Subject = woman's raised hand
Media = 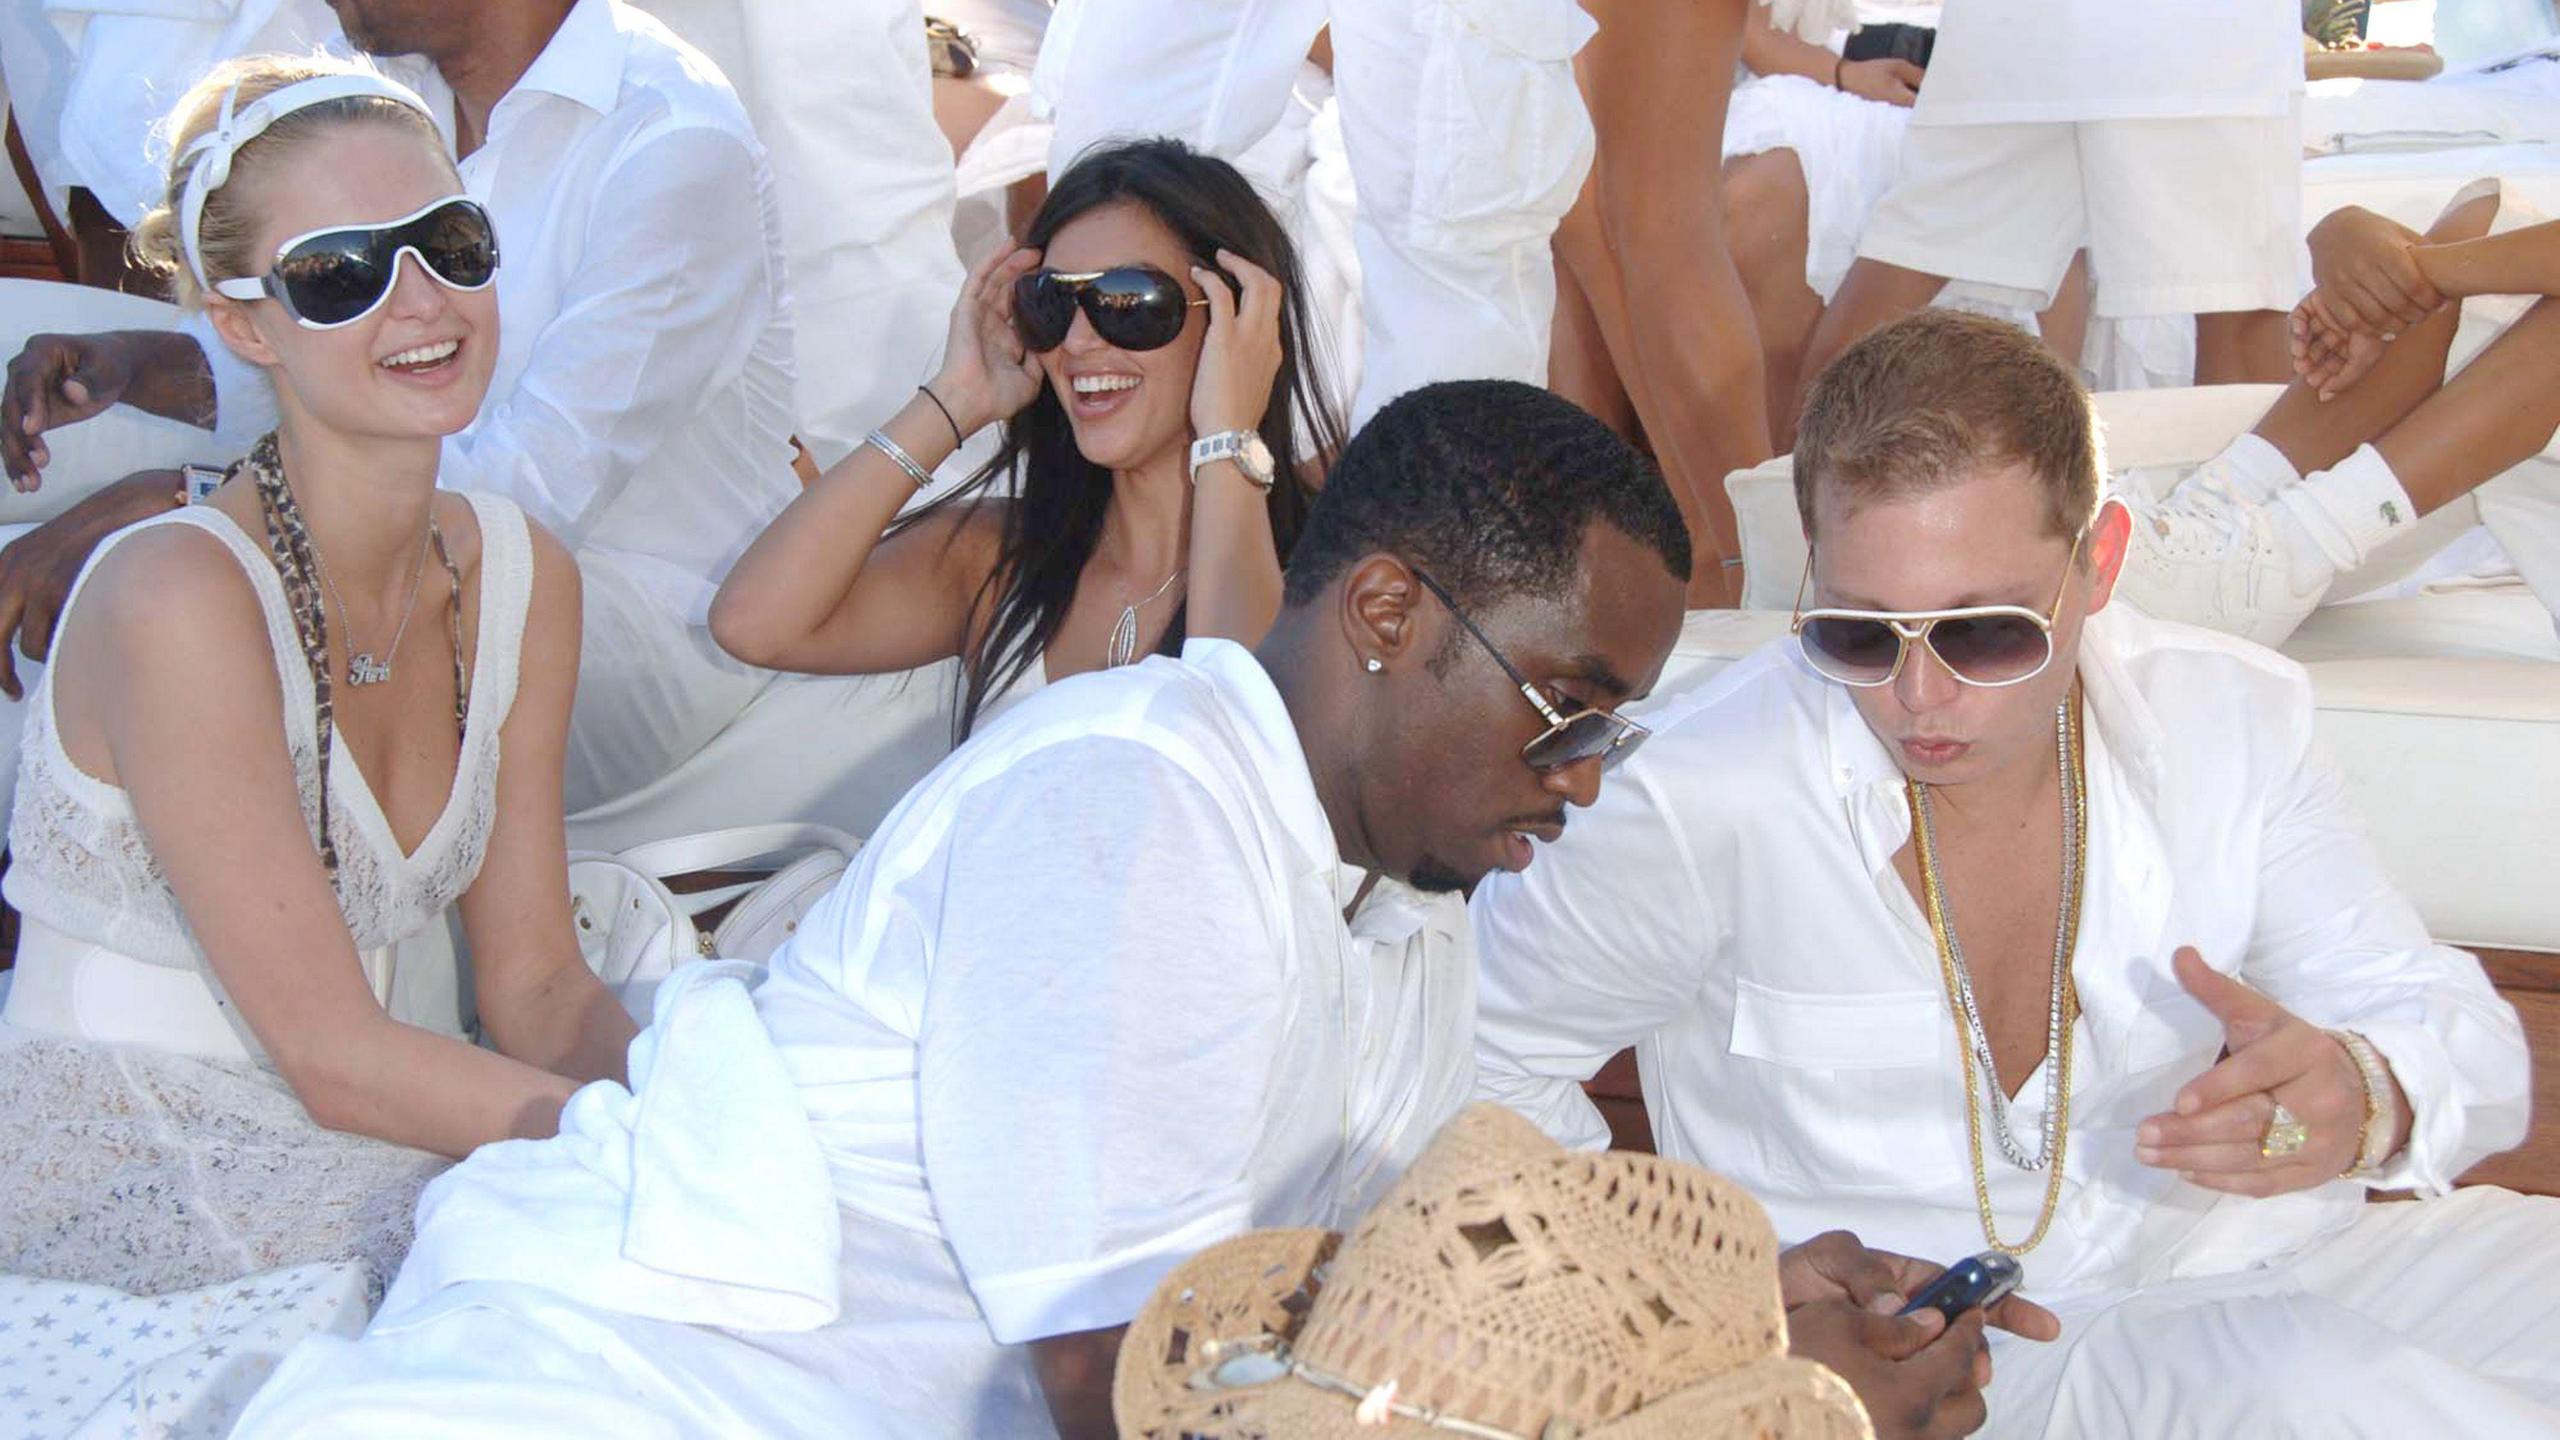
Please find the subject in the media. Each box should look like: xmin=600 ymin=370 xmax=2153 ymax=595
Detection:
xmin=1188 ymin=249 xmax=1285 ymax=440
xmin=930 ymin=242 xmax=1047 ymax=438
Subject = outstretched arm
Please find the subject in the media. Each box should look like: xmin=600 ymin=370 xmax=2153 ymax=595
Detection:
xmin=708 ymin=243 xmax=1042 ymax=676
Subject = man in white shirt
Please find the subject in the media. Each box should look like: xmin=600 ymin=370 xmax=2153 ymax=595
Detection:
xmin=1474 ymin=312 xmax=2552 ymax=1436
xmin=0 ymin=0 xmax=800 ymax=811
xmin=229 ymin=381 xmax=1702 ymax=1437
xmin=1031 ymin=0 xmax=1595 ymax=426
xmin=1792 ymin=0 xmax=2305 ymax=405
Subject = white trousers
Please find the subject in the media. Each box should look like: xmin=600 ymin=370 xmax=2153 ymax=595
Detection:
xmin=1033 ymin=0 xmax=1595 ymax=425
xmin=630 ymin=0 xmax=965 ymax=469
xmin=1986 ymin=1187 xmax=2560 ymax=1437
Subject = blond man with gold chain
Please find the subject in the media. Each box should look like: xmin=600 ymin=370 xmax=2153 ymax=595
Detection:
xmin=1471 ymin=311 xmax=2548 ymax=1437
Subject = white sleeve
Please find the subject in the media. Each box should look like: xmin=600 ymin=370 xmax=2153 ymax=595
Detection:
xmin=1469 ymin=766 xmax=1716 ymax=1152
xmin=181 ymin=309 xmax=282 ymax=454
xmin=2242 ymin=707 xmax=2530 ymax=1193
xmin=917 ymin=738 xmax=1286 ymax=1344
xmin=435 ymin=125 xmax=785 ymax=541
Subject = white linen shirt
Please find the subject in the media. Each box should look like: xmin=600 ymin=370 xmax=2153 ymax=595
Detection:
xmin=750 ymin=638 xmax=1474 ymax=1424
xmin=196 ymin=0 xmax=799 ymax=624
xmin=1471 ymin=606 xmax=2529 ymax=1303
xmin=1913 ymin=0 xmax=2303 ymax=127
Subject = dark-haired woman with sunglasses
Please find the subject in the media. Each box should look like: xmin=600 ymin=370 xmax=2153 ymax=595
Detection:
xmin=713 ymin=138 xmax=1344 ymax=740
xmin=0 ymin=57 xmax=635 ymax=1416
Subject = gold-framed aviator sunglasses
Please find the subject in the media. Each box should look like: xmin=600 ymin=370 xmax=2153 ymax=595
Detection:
xmin=1409 ymin=567 xmax=1651 ymax=771
xmin=1790 ymin=531 xmax=2084 ymax=689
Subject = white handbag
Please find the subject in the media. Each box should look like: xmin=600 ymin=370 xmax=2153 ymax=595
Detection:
xmin=568 ymin=822 xmax=861 ymax=1018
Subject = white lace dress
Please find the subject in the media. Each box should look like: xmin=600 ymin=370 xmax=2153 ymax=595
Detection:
xmin=0 ymin=493 xmax=530 ymax=1435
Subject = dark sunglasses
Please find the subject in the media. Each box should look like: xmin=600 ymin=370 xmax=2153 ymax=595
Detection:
xmin=1011 ymin=265 xmax=1208 ymax=353
xmin=213 ymin=195 xmax=499 ymax=330
xmin=1789 ymin=531 xmax=2083 ymax=688
xmin=1409 ymin=567 xmax=1649 ymax=772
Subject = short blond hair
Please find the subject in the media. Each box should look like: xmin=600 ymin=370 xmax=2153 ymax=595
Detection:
xmin=128 ymin=53 xmax=448 ymax=307
xmin=1792 ymin=310 xmax=2104 ymax=543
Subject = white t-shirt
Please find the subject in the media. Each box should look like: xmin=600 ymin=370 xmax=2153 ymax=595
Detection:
xmin=1913 ymin=0 xmax=2305 ymax=126
xmin=753 ymin=638 xmax=1475 ymax=1430
xmin=1471 ymin=607 xmax=2528 ymax=1303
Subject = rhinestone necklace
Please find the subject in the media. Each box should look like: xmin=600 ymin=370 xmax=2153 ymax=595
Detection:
xmin=1907 ymin=692 xmax=2087 ymax=1253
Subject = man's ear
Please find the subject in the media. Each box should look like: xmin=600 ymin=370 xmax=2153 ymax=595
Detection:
xmin=202 ymin=295 xmax=281 ymax=372
xmin=2084 ymin=498 xmax=2135 ymax=615
xmin=1340 ymin=553 xmax=1428 ymax=674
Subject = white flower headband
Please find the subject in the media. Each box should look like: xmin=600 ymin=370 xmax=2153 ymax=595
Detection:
xmin=177 ymin=70 xmax=436 ymax=293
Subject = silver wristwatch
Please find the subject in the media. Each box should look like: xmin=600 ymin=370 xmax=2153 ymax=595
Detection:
xmin=1188 ymin=429 xmax=1275 ymax=492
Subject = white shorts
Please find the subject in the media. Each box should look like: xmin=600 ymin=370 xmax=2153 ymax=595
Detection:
xmin=1855 ymin=106 xmax=2305 ymax=317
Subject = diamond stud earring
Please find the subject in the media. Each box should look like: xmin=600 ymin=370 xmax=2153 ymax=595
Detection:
xmin=1364 ymin=658 xmax=1384 ymax=674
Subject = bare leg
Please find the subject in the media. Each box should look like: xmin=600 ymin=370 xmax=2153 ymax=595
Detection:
xmin=1575 ymin=0 xmax=1764 ymax=605
xmin=2377 ymin=297 xmax=2560 ymax=517
xmin=2037 ymin=251 xmax=2092 ymax=375
xmin=1554 ymin=170 xmax=1704 ymax=589
xmin=1724 ymin=149 xmax=1822 ymax=452
xmin=2254 ymin=188 xmax=2501 ymax=479
xmin=1790 ymin=255 xmax=1947 ymax=423
xmin=2193 ymin=309 xmax=2291 ymax=385
xmin=1549 ymin=250 xmax=1639 ymax=439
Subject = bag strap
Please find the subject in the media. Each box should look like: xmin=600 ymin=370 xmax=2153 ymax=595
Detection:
xmin=614 ymin=823 xmax=863 ymax=886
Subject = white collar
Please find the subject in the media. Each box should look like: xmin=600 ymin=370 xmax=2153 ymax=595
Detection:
xmin=502 ymin=0 xmax=626 ymax=117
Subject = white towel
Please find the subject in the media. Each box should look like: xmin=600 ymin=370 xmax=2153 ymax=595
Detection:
xmin=379 ymin=962 xmax=841 ymax=1332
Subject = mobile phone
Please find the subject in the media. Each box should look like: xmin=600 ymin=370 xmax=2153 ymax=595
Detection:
xmin=1841 ymin=21 xmax=1934 ymax=69
xmin=1896 ymin=1251 xmax=2023 ymax=1322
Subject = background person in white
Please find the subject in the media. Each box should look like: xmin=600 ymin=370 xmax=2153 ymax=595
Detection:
xmin=1030 ymin=0 xmax=1596 ymax=426
xmin=0 ymin=0 xmax=799 ymax=812
xmin=1790 ymin=0 xmax=2305 ymax=412
xmin=1471 ymin=313 xmax=2548 ymax=1436
xmin=226 ymin=382 xmax=1696 ymax=1439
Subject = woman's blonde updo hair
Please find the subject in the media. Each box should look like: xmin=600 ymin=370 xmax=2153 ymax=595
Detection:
xmin=129 ymin=53 xmax=449 ymax=308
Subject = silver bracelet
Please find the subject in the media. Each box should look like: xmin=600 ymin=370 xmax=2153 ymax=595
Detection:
xmin=864 ymin=428 xmax=933 ymax=490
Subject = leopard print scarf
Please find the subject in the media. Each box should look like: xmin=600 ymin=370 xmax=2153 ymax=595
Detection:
xmin=241 ymin=432 xmax=468 ymax=881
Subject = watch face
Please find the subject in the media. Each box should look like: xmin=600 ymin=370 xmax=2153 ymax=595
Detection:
xmin=1239 ymin=432 xmax=1274 ymax=476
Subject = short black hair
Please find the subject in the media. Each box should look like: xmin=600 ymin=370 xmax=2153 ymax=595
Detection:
xmin=1282 ymin=381 xmax=1691 ymax=615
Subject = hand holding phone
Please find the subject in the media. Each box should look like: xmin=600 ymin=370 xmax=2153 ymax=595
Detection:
xmin=1896 ymin=1251 xmax=2025 ymax=1323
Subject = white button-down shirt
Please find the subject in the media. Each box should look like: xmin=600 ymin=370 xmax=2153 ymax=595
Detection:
xmin=1472 ymin=606 xmax=2529 ymax=1302
xmin=751 ymin=638 xmax=1473 ymax=1428
xmin=198 ymin=0 xmax=798 ymax=624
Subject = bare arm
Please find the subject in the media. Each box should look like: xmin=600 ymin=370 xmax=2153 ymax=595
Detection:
xmin=709 ymin=243 xmax=1044 ymax=675
xmin=68 ymin=529 xmax=586 ymax=1155
xmin=455 ymin=519 xmax=634 ymax=1082
xmin=2416 ymin=216 xmax=2560 ymax=301
xmin=1031 ymin=1326 xmax=1126 ymax=1440
xmin=1741 ymin=4 xmax=1831 ymax=81
xmin=1180 ymin=251 xmax=1288 ymax=646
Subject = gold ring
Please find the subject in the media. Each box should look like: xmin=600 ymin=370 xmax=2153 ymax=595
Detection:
xmin=2260 ymin=1101 xmax=2309 ymax=1160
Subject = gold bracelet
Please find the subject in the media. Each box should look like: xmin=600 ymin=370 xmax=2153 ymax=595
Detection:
xmin=2330 ymin=1029 xmax=2398 ymax=1178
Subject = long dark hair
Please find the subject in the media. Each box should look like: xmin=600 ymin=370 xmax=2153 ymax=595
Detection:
xmin=900 ymin=138 xmax=1346 ymax=739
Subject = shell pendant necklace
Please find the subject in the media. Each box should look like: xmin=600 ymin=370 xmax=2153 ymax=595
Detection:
xmin=1107 ymin=566 xmax=1184 ymax=668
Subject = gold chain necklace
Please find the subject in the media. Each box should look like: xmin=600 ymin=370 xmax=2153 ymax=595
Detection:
xmin=1906 ymin=690 xmax=2089 ymax=1255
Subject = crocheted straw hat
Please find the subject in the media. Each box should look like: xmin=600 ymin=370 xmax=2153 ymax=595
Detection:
xmin=1113 ymin=1104 xmax=1872 ymax=1439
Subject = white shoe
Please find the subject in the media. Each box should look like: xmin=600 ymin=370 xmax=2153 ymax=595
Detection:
xmin=2117 ymin=475 xmax=2324 ymax=649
